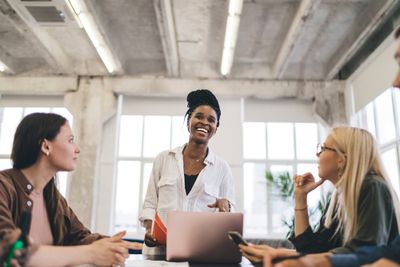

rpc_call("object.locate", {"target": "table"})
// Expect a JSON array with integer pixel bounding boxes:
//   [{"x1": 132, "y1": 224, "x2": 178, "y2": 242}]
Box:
[{"x1": 125, "y1": 254, "x2": 255, "y2": 267}]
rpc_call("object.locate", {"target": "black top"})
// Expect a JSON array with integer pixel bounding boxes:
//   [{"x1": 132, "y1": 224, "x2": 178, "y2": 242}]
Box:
[
  {"x1": 289, "y1": 174, "x2": 399, "y2": 254},
  {"x1": 184, "y1": 174, "x2": 199, "y2": 195}
]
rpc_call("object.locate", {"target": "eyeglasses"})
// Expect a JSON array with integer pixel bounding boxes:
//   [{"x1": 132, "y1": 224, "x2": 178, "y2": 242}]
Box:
[{"x1": 316, "y1": 143, "x2": 337, "y2": 157}]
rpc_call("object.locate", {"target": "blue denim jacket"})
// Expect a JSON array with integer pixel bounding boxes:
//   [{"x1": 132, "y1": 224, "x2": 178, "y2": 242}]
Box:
[{"x1": 330, "y1": 235, "x2": 400, "y2": 267}]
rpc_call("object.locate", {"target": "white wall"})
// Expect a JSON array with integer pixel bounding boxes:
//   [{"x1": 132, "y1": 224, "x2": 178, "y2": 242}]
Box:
[
  {"x1": 349, "y1": 32, "x2": 398, "y2": 112},
  {"x1": 245, "y1": 98, "x2": 315, "y2": 122}
]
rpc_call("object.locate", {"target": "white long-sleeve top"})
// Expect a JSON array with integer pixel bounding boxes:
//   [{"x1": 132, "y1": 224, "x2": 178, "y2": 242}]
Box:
[{"x1": 139, "y1": 145, "x2": 236, "y2": 226}]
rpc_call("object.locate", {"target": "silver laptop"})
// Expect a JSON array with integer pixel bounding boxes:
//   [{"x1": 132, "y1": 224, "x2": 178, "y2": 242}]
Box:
[{"x1": 166, "y1": 211, "x2": 243, "y2": 264}]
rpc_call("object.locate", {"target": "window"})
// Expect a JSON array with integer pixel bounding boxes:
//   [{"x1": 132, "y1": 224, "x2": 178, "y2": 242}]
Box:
[
  {"x1": 356, "y1": 88, "x2": 400, "y2": 197},
  {"x1": 0, "y1": 107, "x2": 73, "y2": 197},
  {"x1": 114, "y1": 115, "x2": 188, "y2": 232},
  {"x1": 243, "y1": 122, "x2": 321, "y2": 237},
  {"x1": 374, "y1": 90, "x2": 396, "y2": 144}
]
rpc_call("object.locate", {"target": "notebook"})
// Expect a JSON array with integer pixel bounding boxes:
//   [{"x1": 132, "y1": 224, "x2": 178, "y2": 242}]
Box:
[{"x1": 153, "y1": 212, "x2": 167, "y2": 246}]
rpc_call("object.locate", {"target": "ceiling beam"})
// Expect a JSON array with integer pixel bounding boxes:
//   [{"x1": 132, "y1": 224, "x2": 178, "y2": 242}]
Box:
[
  {"x1": 272, "y1": 0, "x2": 321, "y2": 79},
  {"x1": 104, "y1": 76, "x2": 345, "y2": 100},
  {"x1": 326, "y1": 0, "x2": 397, "y2": 80},
  {"x1": 0, "y1": 50, "x2": 16, "y2": 74},
  {"x1": 0, "y1": 76, "x2": 77, "y2": 95},
  {"x1": 0, "y1": 1, "x2": 64, "y2": 73},
  {"x1": 153, "y1": 0, "x2": 180, "y2": 77},
  {"x1": 5, "y1": 0, "x2": 76, "y2": 72},
  {"x1": 0, "y1": 76, "x2": 346, "y2": 99},
  {"x1": 27, "y1": 28, "x2": 75, "y2": 72}
]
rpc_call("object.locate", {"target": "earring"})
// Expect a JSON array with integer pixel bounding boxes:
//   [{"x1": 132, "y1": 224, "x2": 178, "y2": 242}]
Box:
[{"x1": 338, "y1": 166, "x2": 343, "y2": 177}]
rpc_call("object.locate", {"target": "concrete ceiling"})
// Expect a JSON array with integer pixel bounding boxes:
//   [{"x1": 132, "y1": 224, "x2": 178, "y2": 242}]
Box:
[{"x1": 0, "y1": 0, "x2": 398, "y2": 81}]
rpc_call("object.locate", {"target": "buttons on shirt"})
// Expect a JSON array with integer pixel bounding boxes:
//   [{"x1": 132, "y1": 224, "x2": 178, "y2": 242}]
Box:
[
  {"x1": 27, "y1": 200, "x2": 32, "y2": 207},
  {"x1": 27, "y1": 184, "x2": 32, "y2": 190}
]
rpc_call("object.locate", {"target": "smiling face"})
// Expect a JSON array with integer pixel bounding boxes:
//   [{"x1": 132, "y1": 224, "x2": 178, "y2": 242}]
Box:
[
  {"x1": 187, "y1": 105, "x2": 218, "y2": 144},
  {"x1": 317, "y1": 135, "x2": 344, "y2": 183},
  {"x1": 43, "y1": 123, "x2": 80, "y2": 172}
]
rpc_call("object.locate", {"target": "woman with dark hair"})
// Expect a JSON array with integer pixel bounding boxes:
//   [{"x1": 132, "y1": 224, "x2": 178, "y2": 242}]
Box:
[
  {"x1": 139, "y1": 89, "x2": 236, "y2": 254},
  {"x1": 0, "y1": 112, "x2": 141, "y2": 267}
]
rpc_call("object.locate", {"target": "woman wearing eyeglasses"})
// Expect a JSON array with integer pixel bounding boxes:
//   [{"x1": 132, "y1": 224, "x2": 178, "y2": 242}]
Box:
[
  {"x1": 287, "y1": 126, "x2": 400, "y2": 254},
  {"x1": 240, "y1": 127, "x2": 400, "y2": 265}
]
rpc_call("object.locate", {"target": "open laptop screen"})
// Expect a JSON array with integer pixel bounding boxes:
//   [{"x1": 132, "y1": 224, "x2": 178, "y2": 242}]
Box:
[{"x1": 166, "y1": 211, "x2": 243, "y2": 264}]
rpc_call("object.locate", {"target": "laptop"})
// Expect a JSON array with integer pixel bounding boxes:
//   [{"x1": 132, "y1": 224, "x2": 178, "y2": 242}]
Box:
[{"x1": 166, "y1": 211, "x2": 243, "y2": 264}]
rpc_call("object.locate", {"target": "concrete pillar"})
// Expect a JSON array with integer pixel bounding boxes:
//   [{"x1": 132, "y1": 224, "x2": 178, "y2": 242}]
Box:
[
  {"x1": 312, "y1": 83, "x2": 348, "y2": 127},
  {"x1": 64, "y1": 77, "x2": 117, "y2": 228}
]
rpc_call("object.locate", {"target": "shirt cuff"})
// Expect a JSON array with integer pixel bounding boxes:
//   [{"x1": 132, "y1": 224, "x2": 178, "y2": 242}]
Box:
[
  {"x1": 330, "y1": 254, "x2": 361, "y2": 267},
  {"x1": 288, "y1": 226, "x2": 313, "y2": 247},
  {"x1": 139, "y1": 208, "x2": 156, "y2": 227}
]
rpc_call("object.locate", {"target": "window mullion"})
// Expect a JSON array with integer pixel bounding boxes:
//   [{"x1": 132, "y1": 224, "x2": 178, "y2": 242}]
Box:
[{"x1": 136, "y1": 116, "x2": 147, "y2": 233}]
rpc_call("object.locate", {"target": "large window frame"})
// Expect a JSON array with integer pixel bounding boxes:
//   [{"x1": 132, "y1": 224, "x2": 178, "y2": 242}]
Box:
[
  {"x1": 113, "y1": 114, "x2": 188, "y2": 233},
  {"x1": 355, "y1": 88, "x2": 400, "y2": 196},
  {"x1": 242, "y1": 122, "x2": 326, "y2": 237},
  {"x1": 111, "y1": 96, "x2": 190, "y2": 235},
  {"x1": 0, "y1": 103, "x2": 73, "y2": 197}
]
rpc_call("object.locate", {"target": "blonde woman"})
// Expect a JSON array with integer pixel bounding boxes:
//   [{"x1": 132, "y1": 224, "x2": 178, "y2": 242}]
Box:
[
  {"x1": 240, "y1": 127, "x2": 400, "y2": 265},
  {"x1": 289, "y1": 126, "x2": 400, "y2": 253}
]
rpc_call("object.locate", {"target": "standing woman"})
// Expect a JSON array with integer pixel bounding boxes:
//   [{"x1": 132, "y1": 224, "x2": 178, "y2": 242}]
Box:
[
  {"x1": 0, "y1": 113, "x2": 141, "y2": 267},
  {"x1": 139, "y1": 89, "x2": 236, "y2": 252}
]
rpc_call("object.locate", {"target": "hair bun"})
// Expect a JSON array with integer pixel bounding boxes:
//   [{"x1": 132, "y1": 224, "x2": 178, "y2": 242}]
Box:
[
  {"x1": 185, "y1": 89, "x2": 221, "y2": 127},
  {"x1": 187, "y1": 89, "x2": 220, "y2": 111}
]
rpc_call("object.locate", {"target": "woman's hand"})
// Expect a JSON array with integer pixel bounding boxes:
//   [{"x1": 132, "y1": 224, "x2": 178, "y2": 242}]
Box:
[
  {"x1": 144, "y1": 231, "x2": 159, "y2": 247},
  {"x1": 294, "y1": 173, "x2": 324, "y2": 197},
  {"x1": 122, "y1": 240, "x2": 143, "y2": 251},
  {"x1": 1, "y1": 229, "x2": 31, "y2": 267},
  {"x1": 274, "y1": 254, "x2": 332, "y2": 267},
  {"x1": 239, "y1": 243, "x2": 298, "y2": 267},
  {"x1": 88, "y1": 231, "x2": 129, "y2": 267},
  {"x1": 143, "y1": 219, "x2": 160, "y2": 247},
  {"x1": 362, "y1": 258, "x2": 400, "y2": 267},
  {"x1": 208, "y1": 198, "x2": 231, "y2": 212}
]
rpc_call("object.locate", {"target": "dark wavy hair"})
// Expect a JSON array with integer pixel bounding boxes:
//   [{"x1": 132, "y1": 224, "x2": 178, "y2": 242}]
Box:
[
  {"x1": 185, "y1": 89, "x2": 221, "y2": 127},
  {"x1": 395, "y1": 26, "x2": 400, "y2": 39},
  {"x1": 11, "y1": 113, "x2": 67, "y2": 169},
  {"x1": 11, "y1": 112, "x2": 69, "y2": 244}
]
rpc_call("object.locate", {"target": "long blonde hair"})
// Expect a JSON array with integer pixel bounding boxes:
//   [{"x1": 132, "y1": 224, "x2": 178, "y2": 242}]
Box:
[{"x1": 324, "y1": 126, "x2": 400, "y2": 244}]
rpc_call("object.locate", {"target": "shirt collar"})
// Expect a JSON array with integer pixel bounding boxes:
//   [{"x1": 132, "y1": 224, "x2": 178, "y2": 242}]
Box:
[
  {"x1": 8, "y1": 168, "x2": 34, "y2": 194},
  {"x1": 169, "y1": 144, "x2": 216, "y2": 165}
]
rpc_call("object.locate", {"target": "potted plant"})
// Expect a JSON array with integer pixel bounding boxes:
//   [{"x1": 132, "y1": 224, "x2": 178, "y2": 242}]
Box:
[{"x1": 266, "y1": 171, "x2": 330, "y2": 238}]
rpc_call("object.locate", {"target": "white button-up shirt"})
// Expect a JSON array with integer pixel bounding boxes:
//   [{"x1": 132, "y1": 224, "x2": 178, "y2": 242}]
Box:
[{"x1": 139, "y1": 145, "x2": 236, "y2": 226}]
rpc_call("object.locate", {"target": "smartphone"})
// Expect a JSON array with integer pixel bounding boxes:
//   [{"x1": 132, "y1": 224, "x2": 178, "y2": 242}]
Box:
[{"x1": 227, "y1": 231, "x2": 248, "y2": 246}]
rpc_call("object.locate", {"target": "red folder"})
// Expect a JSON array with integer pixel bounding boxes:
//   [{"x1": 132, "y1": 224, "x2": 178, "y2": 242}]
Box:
[{"x1": 152, "y1": 212, "x2": 167, "y2": 246}]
